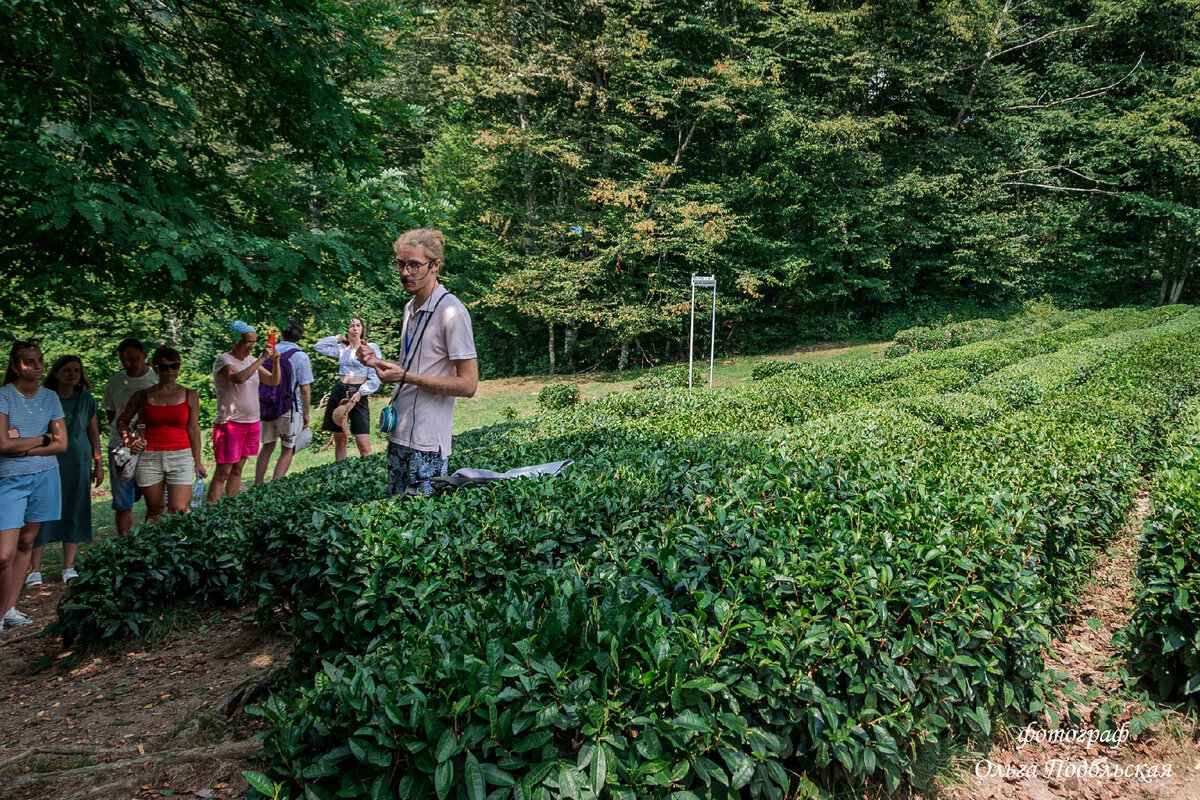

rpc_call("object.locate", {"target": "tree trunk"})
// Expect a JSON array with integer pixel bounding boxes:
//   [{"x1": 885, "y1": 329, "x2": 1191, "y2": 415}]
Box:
[
  {"x1": 515, "y1": 40, "x2": 537, "y2": 254},
  {"x1": 1170, "y1": 275, "x2": 1187, "y2": 304},
  {"x1": 547, "y1": 323, "x2": 556, "y2": 374},
  {"x1": 166, "y1": 313, "x2": 183, "y2": 345},
  {"x1": 563, "y1": 322, "x2": 578, "y2": 370},
  {"x1": 618, "y1": 339, "x2": 630, "y2": 371},
  {"x1": 952, "y1": 0, "x2": 1013, "y2": 130},
  {"x1": 1161, "y1": 255, "x2": 1190, "y2": 305}
]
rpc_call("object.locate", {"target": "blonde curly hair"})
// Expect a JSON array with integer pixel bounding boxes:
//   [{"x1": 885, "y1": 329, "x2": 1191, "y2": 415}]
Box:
[{"x1": 393, "y1": 228, "x2": 446, "y2": 263}]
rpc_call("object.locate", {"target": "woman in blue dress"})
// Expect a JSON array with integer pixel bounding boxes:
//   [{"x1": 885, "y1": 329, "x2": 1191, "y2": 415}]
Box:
[{"x1": 26, "y1": 355, "x2": 103, "y2": 585}]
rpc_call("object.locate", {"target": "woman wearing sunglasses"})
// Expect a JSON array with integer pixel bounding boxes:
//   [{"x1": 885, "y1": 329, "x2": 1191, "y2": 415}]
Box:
[{"x1": 116, "y1": 346, "x2": 205, "y2": 525}]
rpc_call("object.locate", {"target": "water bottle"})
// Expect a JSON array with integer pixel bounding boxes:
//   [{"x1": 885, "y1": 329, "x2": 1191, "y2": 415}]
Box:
[{"x1": 190, "y1": 475, "x2": 205, "y2": 509}]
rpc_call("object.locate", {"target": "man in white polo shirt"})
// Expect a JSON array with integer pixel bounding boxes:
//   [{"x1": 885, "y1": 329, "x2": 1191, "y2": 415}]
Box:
[
  {"x1": 357, "y1": 228, "x2": 477, "y2": 496},
  {"x1": 101, "y1": 338, "x2": 157, "y2": 535}
]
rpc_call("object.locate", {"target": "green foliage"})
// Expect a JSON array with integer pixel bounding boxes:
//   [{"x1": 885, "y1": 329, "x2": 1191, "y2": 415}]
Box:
[
  {"x1": 632, "y1": 366, "x2": 692, "y2": 391},
  {"x1": 750, "y1": 361, "x2": 802, "y2": 381},
  {"x1": 54, "y1": 306, "x2": 1200, "y2": 797},
  {"x1": 537, "y1": 384, "x2": 581, "y2": 411},
  {"x1": 1124, "y1": 397, "x2": 1200, "y2": 703},
  {"x1": 0, "y1": 0, "x2": 424, "y2": 325}
]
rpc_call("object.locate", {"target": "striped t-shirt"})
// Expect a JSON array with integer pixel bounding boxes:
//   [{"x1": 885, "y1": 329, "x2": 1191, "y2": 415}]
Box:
[{"x1": 0, "y1": 384, "x2": 65, "y2": 477}]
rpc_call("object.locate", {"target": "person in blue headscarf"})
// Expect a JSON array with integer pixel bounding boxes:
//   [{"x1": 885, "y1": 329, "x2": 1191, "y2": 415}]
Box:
[{"x1": 206, "y1": 321, "x2": 278, "y2": 501}]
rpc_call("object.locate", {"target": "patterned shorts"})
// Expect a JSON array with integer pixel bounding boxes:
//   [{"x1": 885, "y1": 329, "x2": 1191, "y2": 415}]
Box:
[{"x1": 386, "y1": 442, "x2": 448, "y2": 497}]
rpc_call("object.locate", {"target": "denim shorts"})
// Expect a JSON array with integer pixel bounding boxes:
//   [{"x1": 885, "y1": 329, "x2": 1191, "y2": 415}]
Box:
[
  {"x1": 0, "y1": 467, "x2": 62, "y2": 531},
  {"x1": 109, "y1": 452, "x2": 141, "y2": 511}
]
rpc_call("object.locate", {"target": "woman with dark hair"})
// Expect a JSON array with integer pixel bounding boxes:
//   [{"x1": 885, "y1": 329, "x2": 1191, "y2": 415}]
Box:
[
  {"x1": 117, "y1": 346, "x2": 205, "y2": 525},
  {"x1": 26, "y1": 355, "x2": 103, "y2": 585},
  {"x1": 0, "y1": 341, "x2": 67, "y2": 630},
  {"x1": 315, "y1": 316, "x2": 381, "y2": 460}
]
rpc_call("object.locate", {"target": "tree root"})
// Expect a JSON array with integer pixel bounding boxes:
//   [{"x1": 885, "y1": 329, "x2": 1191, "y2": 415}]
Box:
[
  {"x1": 60, "y1": 778, "x2": 145, "y2": 800},
  {"x1": 214, "y1": 665, "x2": 285, "y2": 718},
  {"x1": 0, "y1": 743, "x2": 139, "y2": 770},
  {"x1": 5, "y1": 739, "x2": 261, "y2": 789}
]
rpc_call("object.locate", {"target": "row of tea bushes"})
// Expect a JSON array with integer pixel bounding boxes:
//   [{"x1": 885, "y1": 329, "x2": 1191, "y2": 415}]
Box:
[
  {"x1": 53, "y1": 306, "x2": 1194, "y2": 650},
  {"x1": 242, "y1": 326, "x2": 1200, "y2": 798},
  {"x1": 885, "y1": 306, "x2": 1092, "y2": 357},
  {"x1": 1123, "y1": 397, "x2": 1200, "y2": 702},
  {"x1": 467, "y1": 306, "x2": 1194, "y2": 450},
  {"x1": 48, "y1": 457, "x2": 388, "y2": 646},
  {"x1": 971, "y1": 310, "x2": 1200, "y2": 408}
]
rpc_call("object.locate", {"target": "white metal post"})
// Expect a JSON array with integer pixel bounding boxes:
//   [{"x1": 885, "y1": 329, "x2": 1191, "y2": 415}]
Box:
[
  {"x1": 688, "y1": 282, "x2": 697, "y2": 388},
  {"x1": 690, "y1": 275, "x2": 716, "y2": 389},
  {"x1": 708, "y1": 281, "x2": 716, "y2": 389}
]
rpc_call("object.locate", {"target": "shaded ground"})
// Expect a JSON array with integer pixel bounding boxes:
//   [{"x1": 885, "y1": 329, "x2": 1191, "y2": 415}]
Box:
[{"x1": 0, "y1": 581, "x2": 287, "y2": 800}]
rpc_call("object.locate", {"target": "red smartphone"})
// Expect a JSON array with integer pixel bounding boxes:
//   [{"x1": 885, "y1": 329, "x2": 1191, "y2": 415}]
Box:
[{"x1": 268, "y1": 332, "x2": 276, "y2": 347}]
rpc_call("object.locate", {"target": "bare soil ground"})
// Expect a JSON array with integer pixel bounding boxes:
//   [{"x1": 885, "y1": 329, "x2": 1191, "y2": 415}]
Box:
[{"x1": 0, "y1": 583, "x2": 288, "y2": 800}]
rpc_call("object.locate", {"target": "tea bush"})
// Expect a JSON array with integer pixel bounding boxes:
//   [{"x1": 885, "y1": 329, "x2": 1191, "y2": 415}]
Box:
[
  {"x1": 240, "y1": 328, "x2": 1200, "y2": 798},
  {"x1": 538, "y1": 384, "x2": 581, "y2": 410},
  {"x1": 52, "y1": 306, "x2": 1200, "y2": 798},
  {"x1": 749, "y1": 360, "x2": 801, "y2": 379},
  {"x1": 633, "y1": 365, "x2": 692, "y2": 390},
  {"x1": 1124, "y1": 397, "x2": 1200, "y2": 702}
]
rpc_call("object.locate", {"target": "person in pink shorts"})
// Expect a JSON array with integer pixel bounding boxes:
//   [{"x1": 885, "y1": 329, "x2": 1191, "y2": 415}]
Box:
[{"x1": 208, "y1": 322, "x2": 279, "y2": 502}]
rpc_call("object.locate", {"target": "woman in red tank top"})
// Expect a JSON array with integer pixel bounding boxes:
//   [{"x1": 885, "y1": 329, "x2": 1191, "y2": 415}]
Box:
[{"x1": 116, "y1": 346, "x2": 205, "y2": 525}]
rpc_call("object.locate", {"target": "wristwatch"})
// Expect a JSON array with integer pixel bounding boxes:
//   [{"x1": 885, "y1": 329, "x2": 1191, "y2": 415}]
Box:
[{"x1": 41, "y1": 433, "x2": 51, "y2": 448}]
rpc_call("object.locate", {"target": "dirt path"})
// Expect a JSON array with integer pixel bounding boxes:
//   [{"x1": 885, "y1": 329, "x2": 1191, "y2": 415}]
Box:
[
  {"x1": 944, "y1": 492, "x2": 1200, "y2": 800},
  {"x1": 0, "y1": 582, "x2": 286, "y2": 799}
]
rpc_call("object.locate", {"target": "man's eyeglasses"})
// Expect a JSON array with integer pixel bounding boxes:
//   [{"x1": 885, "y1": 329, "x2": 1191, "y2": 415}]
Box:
[
  {"x1": 155, "y1": 362, "x2": 181, "y2": 371},
  {"x1": 395, "y1": 258, "x2": 436, "y2": 275}
]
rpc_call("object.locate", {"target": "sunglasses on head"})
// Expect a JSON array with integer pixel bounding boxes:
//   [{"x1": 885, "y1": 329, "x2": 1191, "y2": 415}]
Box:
[{"x1": 154, "y1": 362, "x2": 181, "y2": 371}]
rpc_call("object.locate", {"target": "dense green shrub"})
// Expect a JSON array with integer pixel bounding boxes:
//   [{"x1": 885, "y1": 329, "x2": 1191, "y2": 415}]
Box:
[
  {"x1": 52, "y1": 306, "x2": 1200, "y2": 799},
  {"x1": 749, "y1": 360, "x2": 802, "y2": 379},
  {"x1": 538, "y1": 383, "x2": 581, "y2": 410},
  {"x1": 238, "y1": 328, "x2": 1200, "y2": 798},
  {"x1": 1124, "y1": 397, "x2": 1200, "y2": 702},
  {"x1": 633, "y1": 365, "x2": 692, "y2": 390}
]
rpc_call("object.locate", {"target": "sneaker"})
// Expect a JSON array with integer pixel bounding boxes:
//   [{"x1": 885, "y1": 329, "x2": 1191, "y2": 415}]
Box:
[
  {"x1": 3, "y1": 608, "x2": 32, "y2": 627},
  {"x1": 24, "y1": 572, "x2": 42, "y2": 587},
  {"x1": 61, "y1": 568, "x2": 78, "y2": 582}
]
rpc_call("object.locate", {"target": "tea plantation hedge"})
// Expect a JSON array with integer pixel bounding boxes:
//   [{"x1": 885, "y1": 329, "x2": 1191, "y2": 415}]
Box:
[
  {"x1": 1124, "y1": 397, "x2": 1200, "y2": 702},
  {"x1": 51, "y1": 306, "x2": 1200, "y2": 798}
]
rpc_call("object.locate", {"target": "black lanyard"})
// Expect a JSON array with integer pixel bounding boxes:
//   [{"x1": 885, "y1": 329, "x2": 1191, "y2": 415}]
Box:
[{"x1": 401, "y1": 293, "x2": 447, "y2": 373}]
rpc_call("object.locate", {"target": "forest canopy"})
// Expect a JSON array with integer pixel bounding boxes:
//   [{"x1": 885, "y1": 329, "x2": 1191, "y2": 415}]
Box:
[{"x1": 2, "y1": 0, "x2": 1197, "y2": 374}]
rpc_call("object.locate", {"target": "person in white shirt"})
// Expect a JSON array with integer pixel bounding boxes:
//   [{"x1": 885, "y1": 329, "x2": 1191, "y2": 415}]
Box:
[
  {"x1": 100, "y1": 338, "x2": 157, "y2": 535},
  {"x1": 357, "y1": 228, "x2": 478, "y2": 496},
  {"x1": 255, "y1": 318, "x2": 315, "y2": 483},
  {"x1": 315, "y1": 317, "x2": 381, "y2": 460}
]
